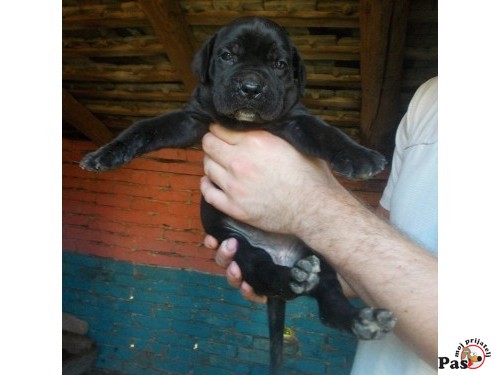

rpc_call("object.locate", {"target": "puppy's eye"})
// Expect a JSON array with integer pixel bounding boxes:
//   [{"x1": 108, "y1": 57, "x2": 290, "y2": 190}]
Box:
[
  {"x1": 221, "y1": 52, "x2": 233, "y2": 61},
  {"x1": 274, "y1": 60, "x2": 288, "y2": 70}
]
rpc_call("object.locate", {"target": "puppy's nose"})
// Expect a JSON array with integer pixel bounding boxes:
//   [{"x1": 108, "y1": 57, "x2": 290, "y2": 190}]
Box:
[{"x1": 239, "y1": 80, "x2": 263, "y2": 99}]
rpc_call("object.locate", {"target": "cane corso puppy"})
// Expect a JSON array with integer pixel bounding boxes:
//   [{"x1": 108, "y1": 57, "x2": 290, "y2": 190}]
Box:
[{"x1": 80, "y1": 17, "x2": 396, "y2": 374}]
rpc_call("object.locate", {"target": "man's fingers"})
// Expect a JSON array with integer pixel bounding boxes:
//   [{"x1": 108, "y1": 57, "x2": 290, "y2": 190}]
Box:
[
  {"x1": 240, "y1": 282, "x2": 267, "y2": 304},
  {"x1": 203, "y1": 155, "x2": 229, "y2": 191},
  {"x1": 226, "y1": 261, "x2": 243, "y2": 289},
  {"x1": 209, "y1": 124, "x2": 246, "y2": 145},
  {"x1": 214, "y1": 238, "x2": 238, "y2": 268},
  {"x1": 202, "y1": 130, "x2": 237, "y2": 168},
  {"x1": 226, "y1": 263, "x2": 267, "y2": 304},
  {"x1": 200, "y1": 176, "x2": 246, "y2": 220},
  {"x1": 203, "y1": 235, "x2": 218, "y2": 249}
]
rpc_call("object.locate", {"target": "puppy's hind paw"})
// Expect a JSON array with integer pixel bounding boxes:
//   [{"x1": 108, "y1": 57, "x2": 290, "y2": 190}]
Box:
[
  {"x1": 352, "y1": 307, "x2": 396, "y2": 340},
  {"x1": 290, "y1": 255, "x2": 321, "y2": 295}
]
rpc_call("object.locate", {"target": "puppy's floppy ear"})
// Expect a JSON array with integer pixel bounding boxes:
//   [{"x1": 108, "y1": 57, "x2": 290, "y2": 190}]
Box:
[
  {"x1": 192, "y1": 33, "x2": 217, "y2": 84},
  {"x1": 292, "y1": 47, "x2": 306, "y2": 96}
]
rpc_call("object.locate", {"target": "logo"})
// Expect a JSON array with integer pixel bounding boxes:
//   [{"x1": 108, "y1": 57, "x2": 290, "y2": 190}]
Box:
[{"x1": 439, "y1": 338, "x2": 492, "y2": 370}]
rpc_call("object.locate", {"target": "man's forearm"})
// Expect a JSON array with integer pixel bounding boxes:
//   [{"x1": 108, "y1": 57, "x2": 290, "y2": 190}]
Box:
[{"x1": 296, "y1": 186, "x2": 438, "y2": 367}]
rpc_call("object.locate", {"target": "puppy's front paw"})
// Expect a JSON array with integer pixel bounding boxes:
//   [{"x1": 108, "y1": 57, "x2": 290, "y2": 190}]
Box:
[
  {"x1": 290, "y1": 255, "x2": 321, "y2": 294},
  {"x1": 352, "y1": 307, "x2": 396, "y2": 340},
  {"x1": 332, "y1": 146, "x2": 386, "y2": 180},
  {"x1": 80, "y1": 144, "x2": 127, "y2": 172}
]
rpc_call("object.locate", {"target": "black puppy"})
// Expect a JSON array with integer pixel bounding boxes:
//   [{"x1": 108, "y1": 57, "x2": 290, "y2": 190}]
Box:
[{"x1": 80, "y1": 17, "x2": 396, "y2": 374}]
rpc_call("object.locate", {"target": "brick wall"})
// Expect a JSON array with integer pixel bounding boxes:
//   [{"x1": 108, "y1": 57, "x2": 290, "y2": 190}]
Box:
[
  {"x1": 63, "y1": 252, "x2": 359, "y2": 374},
  {"x1": 62, "y1": 138, "x2": 387, "y2": 273},
  {"x1": 62, "y1": 138, "x2": 220, "y2": 274}
]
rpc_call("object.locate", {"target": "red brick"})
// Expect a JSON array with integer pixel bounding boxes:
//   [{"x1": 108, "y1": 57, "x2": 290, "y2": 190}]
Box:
[
  {"x1": 88, "y1": 218, "x2": 125, "y2": 234},
  {"x1": 63, "y1": 212, "x2": 90, "y2": 226},
  {"x1": 191, "y1": 191, "x2": 202, "y2": 204},
  {"x1": 63, "y1": 188, "x2": 96, "y2": 203},
  {"x1": 168, "y1": 202, "x2": 200, "y2": 218},
  {"x1": 62, "y1": 150, "x2": 86, "y2": 163},
  {"x1": 62, "y1": 176, "x2": 83, "y2": 189},
  {"x1": 75, "y1": 240, "x2": 131, "y2": 260},
  {"x1": 63, "y1": 139, "x2": 95, "y2": 152},
  {"x1": 135, "y1": 158, "x2": 174, "y2": 173},
  {"x1": 149, "y1": 148, "x2": 187, "y2": 161},
  {"x1": 130, "y1": 197, "x2": 169, "y2": 213},
  {"x1": 122, "y1": 157, "x2": 202, "y2": 177},
  {"x1": 61, "y1": 198, "x2": 79, "y2": 214},
  {"x1": 126, "y1": 225, "x2": 164, "y2": 239},
  {"x1": 88, "y1": 168, "x2": 139, "y2": 184},
  {"x1": 87, "y1": 202, "x2": 121, "y2": 219},
  {"x1": 155, "y1": 189, "x2": 192, "y2": 203},
  {"x1": 186, "y1": 149, "x2": 204, "y2": 162},
  {"x1": 111, "y1": 182, "x2": 155, "y2": 198},
  {"x1": 189, "y1": 218, "x2": 205, "y2": 231},
  {"x1": 156, "y1": 162, "x2": 203, "y2": 176},
  {"x1": 172, "y1": 243, "x2": 214, "y2": 259},
  {"x1": 122, "y1": 250, "x2": 161, "y2": 266},
  {"x1": 95, "y1": 192, "x2": 133, "y2": 209},
  {"x1": 187, "y1": 258, "x2": 224, "y2": 275},
  {"x1": 163, "y1": 229, "x2": 204, "y2": 244},
  {"x1": 92, "y1": 204, "x2": 130, "y2": 220},
  {"x1": 63, "y1": 163, "x2": 91, "y2": 179},
  {"x1": 131, "y1": 237, "x2": 174, "y2": 253},
  {"x1": 96, "y1": 231, "x2": 134, "y2": 248},
  {"x1": 62, "y1": 238, "x2": 78, "y2": 251},
  {"x1": 167, "y1": 215, "x2": 196, "y2": 230},
  {"x1": 79, "y1": 179, "x2": 116, "y2": 194},
  {"x1": 149, "y1": 215, "x2": 192, "y2": 230},
  {"x1": 135, "y1": 171, "x2": 170, "y2": 187},
  {"x1": 63, "y1": 224, "x2": 93, "y2": 241},
  {"x1": 168, "y1": 174, "x2": 201, "y2": 190}
]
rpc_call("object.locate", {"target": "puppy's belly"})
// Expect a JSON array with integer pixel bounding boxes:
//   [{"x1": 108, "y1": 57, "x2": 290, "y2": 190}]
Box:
[{"x1": 223, "y1": 218, "x2": 307, "y2": 267}]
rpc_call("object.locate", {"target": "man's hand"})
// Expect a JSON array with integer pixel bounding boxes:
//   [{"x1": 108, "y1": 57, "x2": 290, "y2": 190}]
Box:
[
  {"x1": 201, "y1": 124, "x2": 336, "y2": 235},
  {"x1": 204, "y1": 235, "x2": 267, "y2": 304}
]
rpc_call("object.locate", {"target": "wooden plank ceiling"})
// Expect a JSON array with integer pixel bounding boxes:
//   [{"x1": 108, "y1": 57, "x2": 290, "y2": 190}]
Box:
[{"x1": 62, "y1": 0, "x2": 437, "y2": 156}]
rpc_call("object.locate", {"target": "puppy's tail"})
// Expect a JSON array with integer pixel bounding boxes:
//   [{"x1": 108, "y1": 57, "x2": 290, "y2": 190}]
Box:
[{"x1": 267, "y1": 296, "x2": 286, "y2": 375}]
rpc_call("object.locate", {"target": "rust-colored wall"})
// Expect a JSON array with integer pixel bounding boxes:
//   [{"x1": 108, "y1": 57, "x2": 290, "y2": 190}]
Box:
[
  {"x1": 62, "y1": 139, "x2": 387, "y2": 274},
  {"x1": 62, "y1": 139, "x2": 220, "y2": 274}
]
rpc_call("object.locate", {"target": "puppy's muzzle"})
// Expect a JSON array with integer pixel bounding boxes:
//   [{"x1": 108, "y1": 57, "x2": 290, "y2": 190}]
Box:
[
  {"x1": 235, "y1": 74, "x2": 267, "y2": 100},
  {"x1": 239, "y1": 80, "x2": 263, "y2": 99}
]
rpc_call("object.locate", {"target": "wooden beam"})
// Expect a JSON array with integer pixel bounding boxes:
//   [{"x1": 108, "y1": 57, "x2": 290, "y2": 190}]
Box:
[
  {"x1": 62, "y1": 2, "x2": 148, "y2": 30},
  {"x1": 359, "y1": 0, "x2": 410, "y2": 155},
  {"x1": 62, "y1": 88, "x2": 114, "y2": 146},
  {"x1": 62, "y1": 2, "x2": 359, "y2": 29},
  {"x1": 185, "y1": 11, "x2": 359, "y2": 28},
  {"x1": 62, "y1": 64, "x2": 180, "y2": 83},
  {"x1": 62, "y1": 36, "x2": 164, "y2": 58},
  {"x1": 138, "y1": 0, "x2": 198, "y2": 92}
]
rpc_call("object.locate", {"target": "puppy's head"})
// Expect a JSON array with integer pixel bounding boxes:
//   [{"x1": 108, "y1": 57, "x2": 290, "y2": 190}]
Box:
[{"x1": 192, "y1": 17, "x2": 306, "y2": 127}]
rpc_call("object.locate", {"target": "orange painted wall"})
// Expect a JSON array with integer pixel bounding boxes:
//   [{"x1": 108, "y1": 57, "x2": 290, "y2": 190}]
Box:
[{"x1": 62, "y1": 138, "x2": 387, "y2": 273}]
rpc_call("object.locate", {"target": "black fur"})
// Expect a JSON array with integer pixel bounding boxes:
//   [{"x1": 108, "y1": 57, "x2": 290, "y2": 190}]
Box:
[{"x1": 80, "y1": 17, "x2": 396, "y2": 374}]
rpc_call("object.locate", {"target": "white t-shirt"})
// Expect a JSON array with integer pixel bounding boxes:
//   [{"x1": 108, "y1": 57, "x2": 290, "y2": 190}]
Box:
[{"x1": 350, "y1": 77, "x2": 438, "y2": 375}]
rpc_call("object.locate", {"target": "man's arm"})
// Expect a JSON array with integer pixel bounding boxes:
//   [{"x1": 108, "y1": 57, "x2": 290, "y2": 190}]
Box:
[
  {"x1": 294, "y1": 183, "x2": 437, "y2": 367},
  {"x1": 201, "y1": 125, "x2": 437, "y2": 367}
]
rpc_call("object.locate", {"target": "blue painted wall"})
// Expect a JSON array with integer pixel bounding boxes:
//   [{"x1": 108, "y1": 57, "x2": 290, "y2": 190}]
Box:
[{"x1": 62, "y1": 251, "x2": 359, "y2": 374}]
